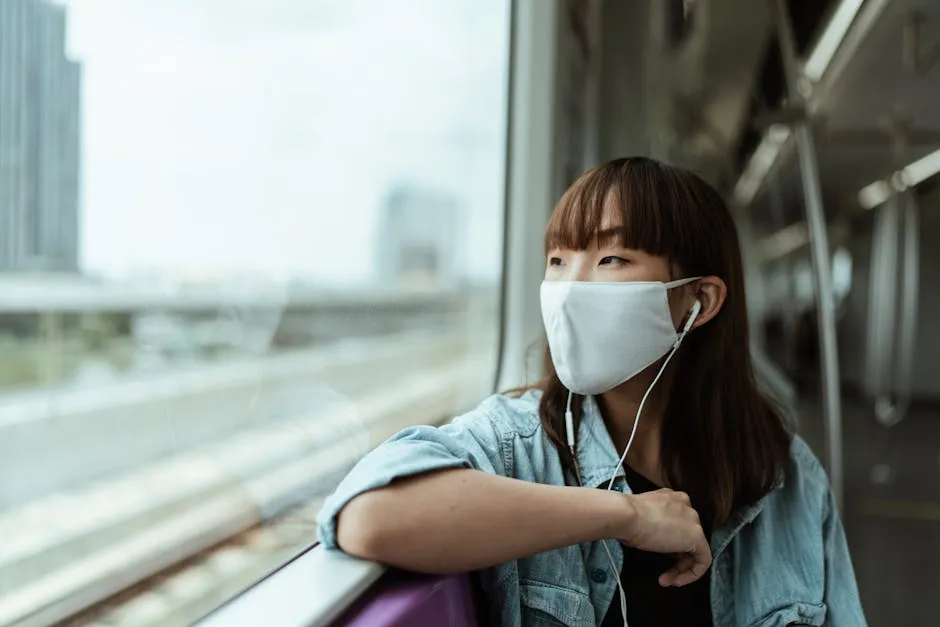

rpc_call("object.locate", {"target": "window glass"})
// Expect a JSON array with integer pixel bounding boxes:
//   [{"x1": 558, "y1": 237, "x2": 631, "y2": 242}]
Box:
[{"x1": 0, "y1": 0, "x2": 510, "y2": 623}]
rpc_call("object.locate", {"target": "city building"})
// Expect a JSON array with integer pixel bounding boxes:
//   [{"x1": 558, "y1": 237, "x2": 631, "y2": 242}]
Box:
[
  {"x1": 0, "y1": 0, "x2": 82, "y2": 272},
  {"x1": 374, "y1": 185, "x2": 462, "y2": 289}
]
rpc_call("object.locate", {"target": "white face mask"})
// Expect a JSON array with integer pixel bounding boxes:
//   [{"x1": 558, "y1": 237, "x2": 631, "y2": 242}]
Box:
[{"x1": 539, "y1": 277, "x2": 701, "y2": 395}]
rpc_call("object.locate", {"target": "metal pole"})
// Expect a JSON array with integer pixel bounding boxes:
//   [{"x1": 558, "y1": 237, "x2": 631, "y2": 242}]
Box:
[
  {"x1": 891, "y1": 188, "x2": 920, "y2": 424},
  {"x1": 885, "y1": 124, "x2": 919, "y2": 427},
  {"x1": 770, "y1": 0, "x2": 844, "y2": 512}
]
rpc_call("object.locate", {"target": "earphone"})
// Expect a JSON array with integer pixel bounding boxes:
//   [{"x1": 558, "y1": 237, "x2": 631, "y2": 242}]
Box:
[
  {"x1": 684, "y1": 299, "x2": 702, "y2": 333},
  {"x1": 564, "y1": 298, "x2": 701, "y2": 626},
  {"x1": 671, "y1": 298, "x2": 701, "y2": 347}
]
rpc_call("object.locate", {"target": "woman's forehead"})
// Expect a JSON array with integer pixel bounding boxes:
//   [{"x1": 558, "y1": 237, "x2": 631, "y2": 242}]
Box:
[
  {"x1": 598, "y1": 203, "x2": 624, "y2": 231},
  {"x1": 546, "y1": 199, "x2": 631, "y2": 250},
  {"x1": 593, "y1": 197, "x2": 629, "y2": 241}
]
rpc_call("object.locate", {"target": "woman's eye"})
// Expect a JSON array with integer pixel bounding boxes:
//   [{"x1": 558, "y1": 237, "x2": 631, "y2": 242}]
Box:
[
  {"x1": 599, "y1": 256, "x2": 627, "y2": 266},
  {"x1": 548, "y1": 257, "x2": 564, "y2": 266}
]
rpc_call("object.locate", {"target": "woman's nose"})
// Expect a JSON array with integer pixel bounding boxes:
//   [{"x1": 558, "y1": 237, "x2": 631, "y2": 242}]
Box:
[{"x1": 563, "y1": 256, "x2": 593, "y2": 282}]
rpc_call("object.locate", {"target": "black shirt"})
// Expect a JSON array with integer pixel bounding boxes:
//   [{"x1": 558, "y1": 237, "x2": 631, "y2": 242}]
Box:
[{"x1": 599, "y1": 466, "x2": 713, "y2": 627}]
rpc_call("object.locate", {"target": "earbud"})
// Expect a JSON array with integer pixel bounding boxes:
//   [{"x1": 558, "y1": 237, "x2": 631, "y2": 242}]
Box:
[
  {"x1": 564, "y1": 392, "x2": 576, "y2": 454},
  {"x1": 682, "y1": 300, "x2": 702, "y2": 334}
]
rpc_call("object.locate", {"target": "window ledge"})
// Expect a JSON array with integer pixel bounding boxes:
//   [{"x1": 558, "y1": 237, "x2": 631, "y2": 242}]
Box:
[{"x1": 196, "y1": 545, "x2": 384, "y2": 627}]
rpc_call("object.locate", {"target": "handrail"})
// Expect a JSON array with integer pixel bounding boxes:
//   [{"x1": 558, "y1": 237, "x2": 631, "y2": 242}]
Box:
[
  {"x1": 865, "y1": 189, "x2": 920, "y2": 426},
  {"x1": 896, "y1": 191, "x2": 921, "y2": 414},
  {"x1": 735, "y1": 192, "x2": 800, "y2": 420},
  {"x1": 770, "y1": 0, "x2": 844, "y2": 514},
  {"x1": 865, "y1": 191, "x2": 900, "y2": 420},
  {"x1": 734, "y1": 0, "x2": 892, "y2": 207}
]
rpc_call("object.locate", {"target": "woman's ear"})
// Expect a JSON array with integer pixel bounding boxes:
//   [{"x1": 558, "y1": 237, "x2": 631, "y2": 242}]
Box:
[{"x1": 690, "y1": 276, "x2": 727, "y2": 329}]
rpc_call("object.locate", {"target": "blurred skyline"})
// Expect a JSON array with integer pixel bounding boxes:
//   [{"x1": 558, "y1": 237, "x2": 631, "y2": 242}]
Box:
[{"x1": 63, "y1": 0, "x2": 510, "y2": 284}]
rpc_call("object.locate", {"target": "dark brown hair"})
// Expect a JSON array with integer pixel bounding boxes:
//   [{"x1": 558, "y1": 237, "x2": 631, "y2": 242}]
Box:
[{"x1": 519, "y1": 156, "x2": 792, "y2": 527}]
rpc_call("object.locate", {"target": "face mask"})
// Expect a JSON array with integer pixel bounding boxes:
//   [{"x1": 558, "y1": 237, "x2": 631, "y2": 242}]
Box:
[{"x1": 539, "y1": 277, "x2": 701, "y2": 396}]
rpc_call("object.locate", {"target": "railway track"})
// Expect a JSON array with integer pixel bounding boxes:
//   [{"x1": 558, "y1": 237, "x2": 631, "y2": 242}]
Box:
[
  {"x1": 0, "y1": 335, "x2": 494, "y2": 627},
  {"x1": 61, "y1": 498, "x2": 327, "y2": 627}
]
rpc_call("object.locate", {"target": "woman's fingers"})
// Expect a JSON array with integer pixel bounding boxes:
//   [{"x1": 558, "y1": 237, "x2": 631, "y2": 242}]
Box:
[{"x1": 658, "y1": 549, "x2": 712, "y2": 587}]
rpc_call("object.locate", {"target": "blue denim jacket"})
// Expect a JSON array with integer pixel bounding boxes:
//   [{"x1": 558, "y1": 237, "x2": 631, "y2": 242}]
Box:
[{"x1": 317, "y1": 391, "x2": 867, "y2": 626}]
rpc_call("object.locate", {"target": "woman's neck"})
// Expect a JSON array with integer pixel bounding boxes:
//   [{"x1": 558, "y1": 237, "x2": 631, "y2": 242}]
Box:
[{"x1": 599, "y1": 366, "x2": 671, "y2": 486}]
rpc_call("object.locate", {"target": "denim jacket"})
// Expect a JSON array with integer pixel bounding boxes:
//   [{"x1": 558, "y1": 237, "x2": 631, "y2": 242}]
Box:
[{"x1": 317, "y1": 391, "x2": 867, "y2": 627}]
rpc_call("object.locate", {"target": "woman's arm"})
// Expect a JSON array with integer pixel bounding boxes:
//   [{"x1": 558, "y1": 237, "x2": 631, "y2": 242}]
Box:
[
  {"x1": 337, "y1": 468, "x2": 622, "y2": 571},
  {"x1": 337, "y1": 468, "x2": 710, "y2": 585},
  {"x1": 318, "y1": 398, "x2": 709, "y2": 586}
]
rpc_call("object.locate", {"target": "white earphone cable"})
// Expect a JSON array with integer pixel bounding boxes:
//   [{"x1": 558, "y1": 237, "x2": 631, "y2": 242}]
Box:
[{"x1": 564, "y1": 301, "x2": 700, "y2": 626}]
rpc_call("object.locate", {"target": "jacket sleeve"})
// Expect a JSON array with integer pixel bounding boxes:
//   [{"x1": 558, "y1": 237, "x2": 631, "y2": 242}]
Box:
[
  {"x1": 822, "y1": 488, "x2": 868, "y2": 626},
  {"x1": 316, "y1": 397, "x2": 512, "y2": 550}
]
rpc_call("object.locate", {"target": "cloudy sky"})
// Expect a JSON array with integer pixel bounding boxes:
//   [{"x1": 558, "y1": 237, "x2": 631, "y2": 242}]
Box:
[{"x1": 64, "y1": 0, "x2": 510, "y2": 283}]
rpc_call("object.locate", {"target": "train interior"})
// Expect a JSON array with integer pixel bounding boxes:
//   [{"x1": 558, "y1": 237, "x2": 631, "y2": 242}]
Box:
[{"x1": 1, "y1": 0, "x2": 938, "y2": 626}]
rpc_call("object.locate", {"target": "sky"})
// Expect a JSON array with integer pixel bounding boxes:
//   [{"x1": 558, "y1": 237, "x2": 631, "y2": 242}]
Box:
[{"x1": 63, "y1": 0, "x2": 510, "y2": 284}]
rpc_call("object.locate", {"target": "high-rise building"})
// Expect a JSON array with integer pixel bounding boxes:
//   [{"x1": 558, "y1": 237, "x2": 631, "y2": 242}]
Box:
[
  {"x1": 375, "y1": 185, "x2": 462, "y2": 289},
  {"x1": 0, "y1": 0, "x2": 32, "y2": 271},
  {"x1": 0, "y1": 0, "x2": 82, "y2": 272}
]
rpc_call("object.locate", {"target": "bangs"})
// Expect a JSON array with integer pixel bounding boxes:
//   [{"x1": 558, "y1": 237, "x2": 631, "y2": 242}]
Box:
[{"x1": 544, "y1": 158, "x2": 691, "y2": 265}]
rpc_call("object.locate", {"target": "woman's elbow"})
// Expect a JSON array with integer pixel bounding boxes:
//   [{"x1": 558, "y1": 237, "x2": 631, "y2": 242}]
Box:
[{"x1": 335, "y1": 491, "x2": 393, "y2": 560}]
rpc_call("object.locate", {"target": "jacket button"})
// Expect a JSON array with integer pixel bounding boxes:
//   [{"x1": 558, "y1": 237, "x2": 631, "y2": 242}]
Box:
[{"x1": 590, "y1": 568, "x2": 608, "y2": 583}]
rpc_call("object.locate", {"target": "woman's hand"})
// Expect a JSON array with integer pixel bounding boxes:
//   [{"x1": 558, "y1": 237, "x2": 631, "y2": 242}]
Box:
[{"x1": 617, "y1": 489, "x2": 712, "y2": 587}]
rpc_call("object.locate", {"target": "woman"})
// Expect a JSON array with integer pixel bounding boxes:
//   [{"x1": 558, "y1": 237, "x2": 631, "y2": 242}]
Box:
[{"x1": 317, "y1": 157, "x2": 866, "y2": 626}]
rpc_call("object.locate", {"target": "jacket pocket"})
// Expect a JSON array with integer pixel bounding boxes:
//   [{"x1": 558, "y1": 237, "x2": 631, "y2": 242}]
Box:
[
  {"x1": 747, "y1": 602, "x2": 828, "y2": 627},
  {"x1": 519, "y1": 580, "x2": 595, "y2": 627}
]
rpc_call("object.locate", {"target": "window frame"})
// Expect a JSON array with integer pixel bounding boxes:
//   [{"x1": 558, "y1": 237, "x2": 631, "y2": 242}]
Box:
[{"x1": 194, "y1": 543, "x2": 383, "y2": 627}]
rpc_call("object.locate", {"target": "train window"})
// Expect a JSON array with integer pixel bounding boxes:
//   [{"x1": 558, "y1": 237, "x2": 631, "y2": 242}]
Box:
[{"x1": 0, "y1": 0, "x2": 510, "y2": 624}]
